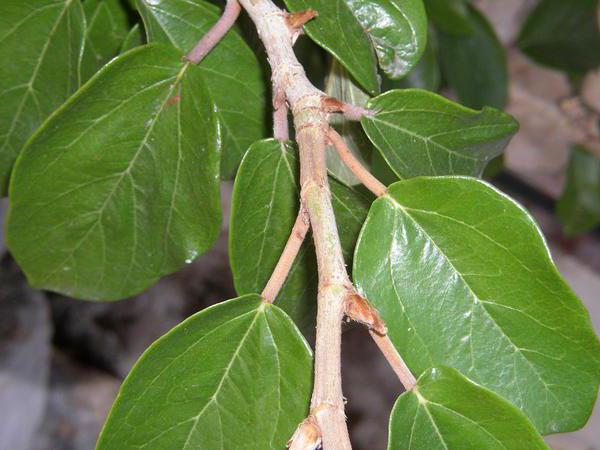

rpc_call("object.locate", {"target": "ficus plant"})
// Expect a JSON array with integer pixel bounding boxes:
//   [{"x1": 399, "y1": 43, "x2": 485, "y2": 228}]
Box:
[{"x1": 1, "y1": 0, "x2": 599, "y2": 449}]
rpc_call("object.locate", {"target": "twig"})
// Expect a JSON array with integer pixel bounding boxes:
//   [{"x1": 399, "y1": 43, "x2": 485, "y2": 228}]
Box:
[
  {"x1": 261, "y1": 210, "x2": 309, "y2": 303},
  {"x1": 328, "y1": 128, "x2": 387, "y2": 197},
  {"x1": 186, "y1": 0, "x2": 241, "y2": 64},
  {"x1": 322, "y1": 96, "x2": 371, "y2": 120},
  {"x1": 273, "y1": 88, "x2": 290, "y2": 141},
  {"x1": 370, "y1": 331, "x2": 417, "y2": 390}
]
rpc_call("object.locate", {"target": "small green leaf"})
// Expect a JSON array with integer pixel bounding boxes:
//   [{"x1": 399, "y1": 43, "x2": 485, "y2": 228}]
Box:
[
  {"x1": 229, "y1": 139, "x2": 371, "y2": 330},
  {"x1": 518, "y1": 0, "x2": 600, "y2": 74},
  {"x1": 354, "y1": 176, "x2": 600, "y2": 433},
  {"x1": 137, "y1": 0, "x2": 267, "y2": 178},
  {"x1": 389, "y1": 367, "x2": 548, "y2": 449},
  {"x1": 423, "y1": 0, "x2": 473, "y2": 35},
  {"x1": 81, "y1": 0, "x2": 130, "y2": 82},
  {"x1": 325, "y1": 60, "x2": 373, "y2": 186},
  {"x1": 120, "y1": 23, "x2": 144, "y2": 54},
  {"x1": 557, "y1": 146, "x2": 600, "y2": 236},
  {"x1": 438, "y1": 5, "x2": 508, "y2": 109},
  {"x1": 96, "y1": 295, "x2": 313, "y2": 449},
  {"x1": 7, "y1": 45, "x2": 221, "y2": 301},
  {"x1": 0, "y1": 0, "x2": 86, "y2": 195},
  {"x1": 361, "y1": 89, "x2": 518, "y2": 179}
]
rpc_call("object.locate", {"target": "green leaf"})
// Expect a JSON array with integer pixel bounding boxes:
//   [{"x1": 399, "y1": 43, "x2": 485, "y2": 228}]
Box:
[
  {"x1": 325, "y1": 60, "x2": 373, "y2": 186},
  {"x1": 0, "y1": 0, "x2": 85, "y2": 196},
  {"x1": 518, "y1": 0, "x2": 600, "y2": 74},
  {"x1": 120, "y1": 23, "x2": 144, "y2": 53},
  {"x1": 354, "y1": 176, "x2": 600, "y2": 433},
  {"x1": 557, "y1": 146, "x2": 600, "y2": 236},
  {"x1": 423, "y1": 0, "x2": 473, "y2": 35},
  {"x1": 81, "y1": 0, "x2": 130, "y2": 82},
  {"x1": 229, "y1": 139, "x2": 371, "y2": 330},
  {"x1": 382, "y1": 28, "x2": 441, "y2": 92},
  {"x1": 389, "y1": 366, "x2": 548, "y2": 449},
  {"x1": 361, "y1": 89, "x2": 518, "y2": 179},
  {"x1": 137, "y1": 0, "x2": 267, "y2": 178},
  {"x1": 7, "y1": 44, "x2": 221, "y2": 301},
  {"x1": 96, "y1": 294, "x2": 313, "y2": 449},
  {"x1": 438, "y1": 5, "x2": 508, "y2": 109}
]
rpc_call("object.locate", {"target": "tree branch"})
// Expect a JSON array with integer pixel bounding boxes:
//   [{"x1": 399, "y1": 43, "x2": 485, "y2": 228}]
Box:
[
  {"x1": 328, "y1": 128, "x2": 387, "y2": 197},
  {"x1": 273, "y1": 87, "x2": 290, "y2": 141},
  {"x1": 186, "y1": 0, "x2": 241, "y2": 64},
  {"x1": 261, "y1": 209, "x2": 309, "y2": 303},
  {"x1": 370, "y1": 331, "x2": 417, "y2": 391}
]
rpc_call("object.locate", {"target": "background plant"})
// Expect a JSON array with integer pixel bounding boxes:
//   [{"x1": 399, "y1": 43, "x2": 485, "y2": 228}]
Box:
[{"x1": 0, "y1": 0, "x2": 599, "y2": 449}]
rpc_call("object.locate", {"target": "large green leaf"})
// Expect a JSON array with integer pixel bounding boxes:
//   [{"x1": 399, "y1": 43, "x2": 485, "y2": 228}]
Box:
[
  {"x1": 96, "y1": 294, "x2": 313, "y2": 449},
  {"x1": 361, "y1": 90, "x2": 518, "y2": 179},
  {"x1": 0, "y1": 0, "x2": 85, "y2": 196},
  {"x1": 557, "y1": 146, "x2": 600, "y2": 236},
  {"x1": 325, "y1": 60, "x2": 373, "y2": 186},
  {"x1": 423, "y1": 0, "x2": 473, "y2": 35},
  {"x1": 81, "y1": 0, "x2": 130, "y2": 82},
  {"x1": 518, "y1": 0, "x2": 600, "y2": 74},
  {"x1": 7, "y1": 45, "x2": 221, "y2": 301},
  {"x1": 137, "y1": 0, "x2": 267, "y2": 178},
  {"x1": 229, "y1": 139, "x2": 371, "y2": 330},
  {"x1": 389, "y1": 366, "x2": 548, "y2": 449},
  {"x1": 354, "y1": 177, "x2": 600, "y2": 433},
  {"x1": 438, "y1": 5, "x2": 508, "y2": 109}
]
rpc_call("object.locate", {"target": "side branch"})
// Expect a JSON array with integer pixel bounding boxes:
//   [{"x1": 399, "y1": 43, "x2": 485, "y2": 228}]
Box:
[
  {"x1": 186, "y1": 0, "x2": 241, "y2": 64},
  {"x1": 327, "y1": 128, "x2": 387, "y2": 197},
  {"x1": 261, "y1": 209, "x2": 309, "y2": 303},
  {"x1": 370, "y1": 332, "x2": 417, "y2": 390}
]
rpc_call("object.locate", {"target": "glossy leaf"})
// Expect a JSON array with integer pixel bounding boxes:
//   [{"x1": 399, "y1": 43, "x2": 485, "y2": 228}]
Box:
[
  {"x1": 557, "y1": 146, "x2": 600, "y2": 236},
  {"x1": 423, "y1": 0, "x2": 473, "y2": 35},
  {"x1": 97, "y1": 294, "x2": 313, "y2": 449},
  {"x1": 354, "y1": 177, "x2": 600, "y2": 433},
  {"x1": 229, "y1": 139, "x2": 371, "y2": 329},
  {"x1": 518, "y1": 0, "x2": 600, "y2": 73},
  {"x1": 0, "y1": 0, "x2": 85, "y2": 195},
  {"x1": 137, "y1": 0, "x2": 267, "y2": 178},
  {"x1": 7, "y1": 45, "x2": 221, "y2": 301},
  {"x1": 389, "y1": 367, "x2": 548, "y2": 449},
  {"x1": 361, "y1": 90, "x2": 518, "y2": 179},
  {"x1": 120, "y1": 23, "x2": 144, "y2": 53},
  {"x1": 325, "y1": 60, "x2": 373, "y2": 186},
  {"x1": 438, "y1": 5, "x2": 508, "y2": 109},
  {"x1": 81, "y1": 0, "x2": 130, "y2": 82}
]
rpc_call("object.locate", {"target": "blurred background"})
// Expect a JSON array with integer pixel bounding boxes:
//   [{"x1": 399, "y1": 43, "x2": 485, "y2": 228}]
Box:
[{"x1": 1, "y1": 0, "x2": 600, "y2": 449}]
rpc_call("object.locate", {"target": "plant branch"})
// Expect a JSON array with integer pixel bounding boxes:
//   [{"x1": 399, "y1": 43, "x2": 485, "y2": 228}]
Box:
[
  {"x1": 370, "y1": 331, "x2": 417, "y2": 390},
  {"x1": 186, "y1": 0, "x2": 241, "y2": 64},
  {"x1": 238, "y1": 0, "x2": 352, "y2": 448},
  {"x1": 273, "y1": 88, "x2": 290, "y2": 141},
  {"x1": 328, "y1": 128, "x2": 387, "y2": 197},
  {"x1": 261, "y1": 209, "x2": 309, "y2": 303}
]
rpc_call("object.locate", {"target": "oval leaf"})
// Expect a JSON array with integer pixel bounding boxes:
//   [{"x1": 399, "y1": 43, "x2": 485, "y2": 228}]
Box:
[
  {"x1": 0, "y1": 0, "x2": 85, "y2": 195},
  {"x1": 137, "y1": 0, "x2": 267, "y2": 178},
  {"x1": 229, "y1": 139, "x2": 371, "y2": 330},
  {"x1": 361, "y1": 89, "x2": 518, "y2": 179},
  {"x1": 518, "y1": 0, "x2": 600, "y2": 74},
  {"x1": 81, "y1": 0, "x2": 130, "y2": 82},
  {"x1": 7, "y1": 45, "x2": 221, "y2": 301},
  {"x1": 438, "y1": 5, "x2": 508, "y2": 109},
  {"x1": 423, "y1": 0, "x2": 473, "y2": 35},
  {"x1": 389, "y1": 367, "x2": 548, "y2": 449},
  {"x1": 354, "y1": 177, "x2": 600, "y2": 433},
  {"x1": 96, "y1": 295, "x2": 313, "y2": 449}
]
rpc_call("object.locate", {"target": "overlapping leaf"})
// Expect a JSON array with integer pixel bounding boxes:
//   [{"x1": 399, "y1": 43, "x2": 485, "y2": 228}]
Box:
[
  {"x1": 423, "y1": 0, "x2": 473, "y2": 35},
  {"x1": 518, "y1": 0, "x2": 600, "y2": 73},
  {"x1": 7, "y1": 45, "x2": 221, "y2": 301},
  {"x1": 137, "y1": 0, "x2": 267, "y2": 178},
  {"x1": 81, "y1": 0, "x2": 130, "y2": 82},
  {"x1": 557, "y1": 146, "x2": 600, "y2": 236},
  {"x1": 325, "y1": 60, "x2": 373, "y2": 186},
  {"x1": 438, "y1": 5, "x2": 507, "y2": 109},
  {"x1": 120, "y1": 23, "x2": 144, "y2": 53},
  {"x1": 361, "y1": 90, "x2": 518, "y2": 179},
  {"x1": 97, "y1": 295, "x2": 313, "y2": 449},
  {"x1": 354, "y1": 177, "x2": 600, "y2": 433},
  {"x1": 0, "y1": 0, "x2": 85, "y2": 195},
  {"x1": 229, "y1": 139, "x2": 371, "y2": 330},
  {"x1": 389, "y1": 367, "x2": 548, "y2": 449}
]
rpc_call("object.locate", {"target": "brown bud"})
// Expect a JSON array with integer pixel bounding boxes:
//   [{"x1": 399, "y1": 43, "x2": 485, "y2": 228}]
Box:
[
  {"x1": 286, "y1": 9, "x2": 319, "y2": 30},
  {"x1": 345, "y1": 292, "x2": 387, "y2": 335},
  {"x1": 287, "y1": 417, "x2": 321, "y2": 450},
  {"x1": 321, "y1": 96, "x2": 345, "y2": 113}
]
